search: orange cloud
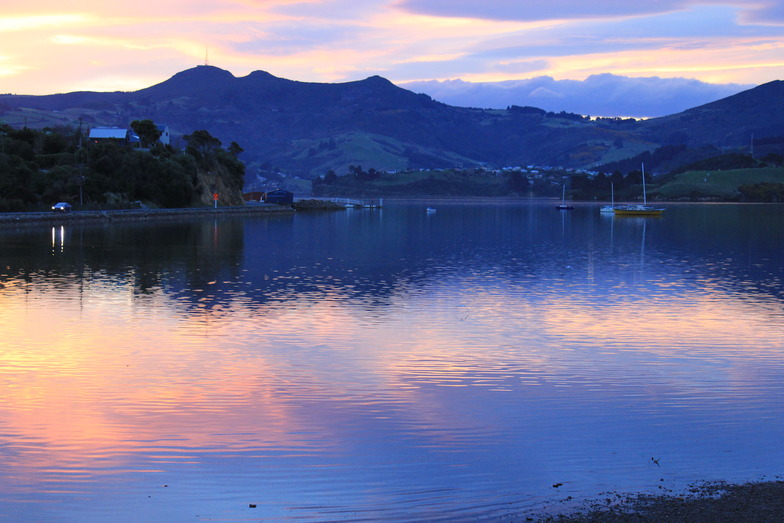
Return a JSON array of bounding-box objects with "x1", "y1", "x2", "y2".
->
[{"x1": 1, "y1": 1, "x2": 779, "y2": 94}]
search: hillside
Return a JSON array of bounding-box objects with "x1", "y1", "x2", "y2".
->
[
  {"x1": 1, "y1": 67, "x2": 782, "y2": 183},
  {"x1": 640, "y1": 80, "x2": 784, "y2": 147},
  {"x1": 652, "y1": 167, "x2": 784, "y2": 201}
]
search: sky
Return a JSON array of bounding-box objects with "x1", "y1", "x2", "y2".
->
[{"x1": 1, "y1": 0, "x2": 783, "y2": 116}]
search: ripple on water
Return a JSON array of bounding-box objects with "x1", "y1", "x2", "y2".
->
[{"x1": 1, "y1": 204, "x2": 784, "y2": 520}]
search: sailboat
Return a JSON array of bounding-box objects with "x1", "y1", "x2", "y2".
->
[
  {"x1": 555, "y1": 184, "x2": 574, "y2": 210},
  {"x1": 600, "y1": 182, "x2": 615, "y2": 213},
  {"x1": 614, "y1": 164, "x2": 665, "y2": 216}
]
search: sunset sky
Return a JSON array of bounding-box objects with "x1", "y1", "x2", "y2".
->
[{"x1": 1, "y1": 1, "x2": 783, "y2": 104}]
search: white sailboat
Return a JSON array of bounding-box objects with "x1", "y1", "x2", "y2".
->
[
  {"x1": 555, "y1": 184, "x2": 574, "y2": 210},
  {"x1": 600, "y1": 182, "x2": 615, "y2": 213},
  {"x1": 614, "y1": 164, "x2": 665, "y2": 216}
]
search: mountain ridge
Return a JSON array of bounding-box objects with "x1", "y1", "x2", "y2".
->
[{"x1": 1, "y1": 66, "x2": 781, "y2": 180}]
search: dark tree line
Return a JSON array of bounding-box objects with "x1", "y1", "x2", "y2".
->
[
  {"x1": 738, "y1": 183, "x2": 784, "y2": 202},
  {"x1": 312, "y1": 165, "x2": 563, "y2": 197}
]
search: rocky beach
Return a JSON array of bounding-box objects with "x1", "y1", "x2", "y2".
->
[{"x1": 530, "y1": 480, "x2": 784, "y2": 522}]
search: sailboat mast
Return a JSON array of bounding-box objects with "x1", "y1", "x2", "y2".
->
[{"x1": 641, "y1": 163, "x2": 647, "y2": 205}]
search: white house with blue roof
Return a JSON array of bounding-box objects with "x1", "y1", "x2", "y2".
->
[
  {"x1": 88, "y1": 127, "x2": 135, "y2": 143},
  {"x1": 88, "y1": 125, "x2": 170, "y2": 146}
]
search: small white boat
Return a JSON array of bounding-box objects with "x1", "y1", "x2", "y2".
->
[{"x1": 426, "y1": 207, "x2": 437, "y2": 213}]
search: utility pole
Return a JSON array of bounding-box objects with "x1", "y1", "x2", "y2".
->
[{"x1": 78, "y1": 118, "x2": 84, "y2": 206}]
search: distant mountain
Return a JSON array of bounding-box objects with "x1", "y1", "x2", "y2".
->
[
  {"x1": 401, "y1": 74, "x2": 752, "y2": 117},
  {"x1": 1, "y1": 66, "x2": 782, "y2": 182}
]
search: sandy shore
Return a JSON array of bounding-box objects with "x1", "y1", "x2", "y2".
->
[{"x1": 528, "y1": 480, "x2": 784, "y2": 522}]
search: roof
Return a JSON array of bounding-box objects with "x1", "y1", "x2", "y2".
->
[{"x1": 89, "y1": 127, "x2": 128, "y2": 140}]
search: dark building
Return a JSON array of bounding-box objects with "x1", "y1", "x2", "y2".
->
[{"x1": 263, "y1": 189, "x2": 294, "y2": 205}]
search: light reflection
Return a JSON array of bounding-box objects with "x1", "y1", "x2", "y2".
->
[
  {"x1": 1, "y1": 267, "x2": 782, "y2": 468},
  {"x1": 51, "y1": 225, "x2": 65, "y2": 254},
  {"x1": 0, "y1": 291, "x2": 310, "y2": 472}
]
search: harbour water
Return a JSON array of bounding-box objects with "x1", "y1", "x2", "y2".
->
[{"x1": 1, "y1": 200, "x2": 783, "y2": 520}]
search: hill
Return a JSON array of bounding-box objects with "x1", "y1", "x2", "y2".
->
[
  {"x1": 1, "y1": 67, "x2": 782, "y2": 185},
  {"x1": 640, "y1": 80, "x2": 784, "y2": 147}
]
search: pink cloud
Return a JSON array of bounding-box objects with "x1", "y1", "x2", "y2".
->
[
  {"x1": 394, "y1": 0, "x2": 784, "y2": 25},
  {"x1": 740, "y1": 2, "x2": 784, "y2": 25},
  {"x1": 394, "y1": 0, "x2": 689, "y2": 21}
]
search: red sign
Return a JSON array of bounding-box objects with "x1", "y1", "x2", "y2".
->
[{"x1": 213, "y1": 193, "x2": 219, "y2": 200}]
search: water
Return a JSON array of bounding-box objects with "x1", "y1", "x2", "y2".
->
[{"x1": 1, "y1": 200, "x2": 783, "y2": 521}]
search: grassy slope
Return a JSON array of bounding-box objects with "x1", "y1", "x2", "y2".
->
[
  {"x1": 652, "y1": 167, "x2": 784, "y2": 199},
  {"x1": 313, "y1": 168, "x2": 512, "y2": 197},
  {"x1": 291, "y1": 132, "x2": 482, "y2": 178}
]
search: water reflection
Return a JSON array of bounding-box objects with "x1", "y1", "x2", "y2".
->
[
  {"x1": 1, "y1": 202, "x2": 783, "y2": 520},
  {"x1": 51, "y1": 225, "x2": 66, "y2": 254}
]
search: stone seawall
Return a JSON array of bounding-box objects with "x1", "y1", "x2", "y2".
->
[{"x1": 0, "y1": 204, "x2": 295, "y2": 227}]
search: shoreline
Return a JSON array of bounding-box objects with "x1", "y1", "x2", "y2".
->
[
  {"x1": 526, "y1": 479, "x2": 784, "y2": 522},
  {"x1": 0, "y1": 203, "x2": 295, "y2": 228}
]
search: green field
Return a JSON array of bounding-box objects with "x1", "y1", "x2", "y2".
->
[{"x1": 653, "y1": 167, "x2": 784, "y2": 199}]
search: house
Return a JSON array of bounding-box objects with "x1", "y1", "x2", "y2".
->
[
  {"x1": 89, "y1": 127, "x2": 136, "y2": 144},
  {"x1": 243, "y1": 192, "x2": 264, "y2": 202},
  {"x1": 157, "y1": 125, "x2": 170, "y2": 145},
  {"x1": 88, "y1": 124, "x2": 171, "y2": 146},
  {"x1": 263, "y1": 189, "x2": 294, "y2": 205}
]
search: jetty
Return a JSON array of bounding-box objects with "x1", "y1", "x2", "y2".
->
[{"x1": 329, "y1": 198, "x2": 383, "y2": 208}]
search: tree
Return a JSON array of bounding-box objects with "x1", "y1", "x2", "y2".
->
[
  {"x1": 184, "y1": 130, "x2": 222, "y2": 160},
  {"x1": 228, "y1": 141, "x2": 244, "y2": 157},
  {"x1": 130, "y1": 119, "x2": 162, "y2": 148},
  {"x1": 505, "y1": 171, "x2": 529, "y2": 193}
]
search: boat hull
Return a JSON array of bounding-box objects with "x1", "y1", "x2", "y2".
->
[{"x1": 613, "y1": 206, "x2": 664, "y2": 216}]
